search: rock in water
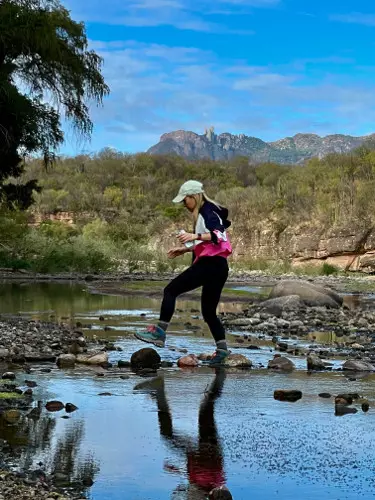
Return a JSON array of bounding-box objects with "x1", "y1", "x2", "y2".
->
[
  {"x1": 177, "y1": 354, "x2": 199, "y2": 368},
  {"x1": 268, "y1": 356, "x2": 295, "y2": 371},
  {"x1": 269, "y1": 280, "x2": 342, "y2": 308},
  {"x1": 76, "y1": 351, "x2": 109, "y2": 366},
  {"x1": 342, "y1": 360, "x2": 375, "y2": 372},
  {"x1": 45, "y1": 401, "x2": 65, "y2": 412},
  {"x1": 130, "y1": 348, "x2": 161, "y2": 372},
  {"x1": 209, "y1": 486, "x2": 233, "y2": 499},
  {"x1": 65, "y1": 403, "x2": 78, "y2": 413},
  {"x1": 57, "y1": 354, "x2": 76, "y2": 368},
  {"x1": 3, "y1": 409, "x2": 21, "y2": 424},
  {"x1": 362, "y1": 401, "x2": 370, "y2": 412},
  {"x1": 224, "y1": 354, "x2": 252, "y2": 368},
  {"x1": 274, "y1": 390, "x2": 302, "y2": 402},
  {"x1": 260, "y1": 295, "x2": 302, "y2": 317},
  {"x1": 307, "y1": 354, "x2": 327, "y2": 371},
  {"x1": 2, "y1": 372, "x2": 15, "y2": 380}
]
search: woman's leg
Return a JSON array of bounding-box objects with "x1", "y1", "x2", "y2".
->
[
  {"x1": 159, "y1": 262, "x2": 205, "y2": 327},
  {"x1": 201, "y1": 258, "x2": 229, "y2": 360},
  {"x1": 135, "y1": 262, "x2": 204, "y2": 346}
]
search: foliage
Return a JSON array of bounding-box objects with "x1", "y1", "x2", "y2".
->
[
  {"x1": 2, "y1": 144, "x2": 375, "y2": 273},
  {"x1": 0, "y1": 0, "x2": 109, "y2": 208}
]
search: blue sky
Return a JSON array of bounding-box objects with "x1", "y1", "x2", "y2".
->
[{"x1": 61, "y1": 0, "x2": 375, "y2": 155}]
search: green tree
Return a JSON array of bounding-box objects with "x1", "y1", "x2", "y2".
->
[{"x1": 0, "y1": 0, "x2": 109, "y2": 208}]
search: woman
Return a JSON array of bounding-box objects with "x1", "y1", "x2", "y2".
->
[{"x1": 135, "y1": 180, "x2": 232, "y2": 366}]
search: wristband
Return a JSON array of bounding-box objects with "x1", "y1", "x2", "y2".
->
[{"x1": 197, "y1": 233, "x2": 202, "y2": 240}]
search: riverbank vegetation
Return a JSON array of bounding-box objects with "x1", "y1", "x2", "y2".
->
[{"x1": 1, "y1": 144, "x2": 375, "y2": 273}]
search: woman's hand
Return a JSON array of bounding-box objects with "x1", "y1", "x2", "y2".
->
[
  {"x1": 177, "y1": 232, "x2": 196, "y2": 244},
  {"x1": 167, "y1": 247, "x2": 188, "y2": 259}
]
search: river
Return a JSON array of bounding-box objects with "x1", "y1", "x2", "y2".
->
[{"x1": 0, "y1": 281, "x2": 374, "y2": 500}]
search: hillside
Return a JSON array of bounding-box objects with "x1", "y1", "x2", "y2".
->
[{"x1": 148, "y1": 127, "x2": 375, "y2": 164}]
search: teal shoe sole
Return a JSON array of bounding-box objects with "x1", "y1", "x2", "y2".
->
[{"x1": 134, "y1": 332, "x2": 165, "y2": 348}]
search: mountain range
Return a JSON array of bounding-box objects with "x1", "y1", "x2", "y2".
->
[{"x1": 147, "y1": 127, "x2": 375, "y2": 164}]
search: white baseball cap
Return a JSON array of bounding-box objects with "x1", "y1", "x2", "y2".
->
[{"x1": 172, "y1": 180, "x2": 204, "y2": 203}]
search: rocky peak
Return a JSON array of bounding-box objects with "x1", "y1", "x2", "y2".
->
[{"x1": 148, "y1": 128, "x2": 375, "y2": 164}]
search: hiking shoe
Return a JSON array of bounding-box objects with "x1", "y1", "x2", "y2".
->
[
  {"x1": 208, "y1": 349, "x2": 230, "y2": 367},
  {"x1": 134, "y1": 325, "x2": 166, "y2": 348}
]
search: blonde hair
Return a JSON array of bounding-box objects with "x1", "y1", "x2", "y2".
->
[{"x1": 191, "y1": 191, "x2": 221, "y2": 227}]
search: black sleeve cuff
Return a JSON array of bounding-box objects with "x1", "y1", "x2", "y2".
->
[{"x1": 210, "y1": 231, "x2": 218, "y2": 244}]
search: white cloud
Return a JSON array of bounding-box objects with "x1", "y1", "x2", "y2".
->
[
  {"x1": 76, "y1": 38, "x2": 375, "y2": 153},
  {"x1": 331, "y1": 12, "x2": 375, "y2": 26},
  {"x1": 65, "y1": 0, "x2": 257, "y2": 33}
]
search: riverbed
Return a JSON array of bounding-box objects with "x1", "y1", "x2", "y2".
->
[{"x1": 0, "y1": 281, "x2": 374, "y2": 500}]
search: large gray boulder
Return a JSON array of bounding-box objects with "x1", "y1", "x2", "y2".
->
[
  {"x1": 342, "y1": 360, "x2": 375, "y2": 372},
  {"x1": 269, "y1": 280, "x2": 342, "y2": 308},
  {"x1": 260, "y1": 295, "x2": 303, "y2": 317}
]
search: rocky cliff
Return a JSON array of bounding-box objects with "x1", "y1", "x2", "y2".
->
[
  {"x1": 232, "y1": 222, "x2": 375, "y2": 273},
  {"x1": 148, "y1": 127, "x2": 375, "y2": 164}
]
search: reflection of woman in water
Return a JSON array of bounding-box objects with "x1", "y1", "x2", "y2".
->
[{"x1": 134, "y1": 369, "x2": 232, "y2": 499}]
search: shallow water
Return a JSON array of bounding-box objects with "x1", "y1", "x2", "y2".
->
[{"x1": 0, "y1": 281, "x2": 375, "y2": 500}]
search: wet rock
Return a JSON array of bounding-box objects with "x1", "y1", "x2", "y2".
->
[
  {"x1": 307, "y1": 354, "x2": 328, "y2": 371},
  {"x1": 335, "y1": 405, "x2": 358, "y2": 416},
  {"x1": 260, "y1": 295, "x2": 302, "y2": 317},
  {"x1": 2, "y1": 372, "x2": 15, "y2": 380},
  {"x1": 57, "y1": 354, "x2": 76, "y2": 368},
  {"x1": 45, "y1": 401, "x2": 65, "y2": 412},
  {"x1": 342, "y1": 360, "x2": 375, "y2": 371},
  {"x1": 160, "y1": 360, "x2": 174, "y2": 368},
  {"x1": 335, "y1": 395, "x2": 352, "y2": 405},
  {"x1": 198, "y1": 353, "x2": 212, "y2": 361},
  {"x1": 362, "y1": 401, "x2": 370, "y2": 412},
  {"x1": 224, "y1": 354, "x2": 252, "y2": 368},
  {"x1": 99, "y1": 316, "x2": 105, "y2": 321},
  {"x1": 118, "y1": 360, "x2": 131, "y2": 368},
  {"x1": 177, "y1": 354, "x2": 199, "y2": 368},
  {"x1": 209, "y1": 486, "x2": 233, "y2": 500},
  {"x1": 274, "y1": 390, "x2": 302, "y2": 402},
  {"x1": 269, "y1": 280, "x2": 342, "y2": 308},
  {"x1": 3, "y1": 409, "x2": 21, "y2": 424},
  {"x1": 319, "y1": 393, "x2": 332, "y2": 398},
  {"x1": 82, "y1": 477, "x2": 94, "y2": 487},
  {"x1": 65, "y1": 403, "x2": 78, "y2": 413},
  {"x1": 130, "y1": 348, "x2": 161, "y2": 372},
  {"x1": 24, "y1": 388, "x2": 33, "y2": 396},
  {"x1": 76, "y1": 351, "x2": 109, "y2": 366},
  {"x1": 98, "y1": 392, "x2": 112, "y2": 396},
  {"x1": 268, "y1": 356, "x2": 295, "y2": 371}
]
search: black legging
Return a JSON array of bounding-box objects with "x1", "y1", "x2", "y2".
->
[{"x1": 160, "y1": 256, "x2": 229, "y2": 342}]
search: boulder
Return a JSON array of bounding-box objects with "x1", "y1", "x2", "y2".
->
[
  {"x1": 307, "y1": 353, "x2": 328, "y2": 371},
  {"x1": 57, "y1": 354, "x2": 76, "y2": 368},
  {"x1": 224, "y1": 354, "x2": 252, "y2": 368},
  {"x1": 45, "y1": 401, "x2": 65, "y2": 412},
  {"x1": 268, "y1": 356, "x2": 295, "y2": 371},
  {"x1": 130, "y1": 348, "x2": 161, "y2": 372},
  {"x1": 76, "y1": 351, "x2": 109, "y2": 366},
  {"x1": 342, "y1": 360, "x2": 375, "y2": 372},
  {"x1": 260, "y1": 295, "x2": 303, "y2": 317},
  {"x1": 269, "y1": 280, "x2": 342, "y2": 308},
  {"x1": 274, "y1": 390, "x2": 302, "y2": 402},
  {"x1": 177, "y1": 354, "x2": 199, "y2": 368},
  {"x1": 2, "y1": 372, "x2": 15, "y2": 380}
]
